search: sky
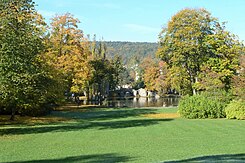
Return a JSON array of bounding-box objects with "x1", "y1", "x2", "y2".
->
[{"x1": 35, "y1": 0, "x2": 245, "y2": 43}]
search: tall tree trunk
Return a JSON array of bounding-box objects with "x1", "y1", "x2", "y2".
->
[
  {"x1": 10, "y1": 107, "x2": 16, "y2": 121},
  {"x1": 192, "y1": 76, "x2": 198, "y2": 95},
  {"x1": 98, "y1": 83, "x2": 102, "y2": 105},
  {"x1": 86, "y1": 86, "x2": 90, "y2": 101},
  {"x1": 192, "y1": 88, "x2": 197, "y2": 95}
]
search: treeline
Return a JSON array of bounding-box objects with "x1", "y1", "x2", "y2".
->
[{"x1": 0, "y1": 1, "x2": 124, "y2": 119}]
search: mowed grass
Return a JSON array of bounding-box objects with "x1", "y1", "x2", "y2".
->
[{"x1": 0, "y1": 106, "x2": 245, "y2": 163}]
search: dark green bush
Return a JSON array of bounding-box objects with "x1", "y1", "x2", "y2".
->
[
  {"x1": 178, "y1": 94, "x2": 226, "y2": 119},
  {"x1": 225, "y1": 100, "x2": 245, "y2": 120}
]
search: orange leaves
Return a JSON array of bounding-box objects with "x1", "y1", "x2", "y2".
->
[{"x1": 140, "y1": 57, "x2": 169, "y2": 93}]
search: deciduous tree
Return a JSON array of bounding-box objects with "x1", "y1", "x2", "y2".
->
[
  {"x1": 157, "y1": 8, "x2": 243, "y2": 95},
  {"x1": 45, "y1": 13, "x2": 91, "y2": 95},
  {"x1": 232, "y1": 55, "x2": 245, "y2": 100},
  {"x1": 0, "y1": 0, "x2": 54, "y2": 119}
]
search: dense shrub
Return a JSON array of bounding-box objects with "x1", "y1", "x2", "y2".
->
[
  {"x1": 225, "y1": 100, "x2": 245, "y2": 120},
  {"x1": 0, "y1": 103, "x2": 53, "y2": 117},
  {"x1": 201, "y1": 90, "x2": 234, "y2": 104},
  {"x1": 178, "y1": 94, "x2": 227, "y2": 119},
  {"x1": 18, "y1": 104, "x2": 52, "y2": 117}
]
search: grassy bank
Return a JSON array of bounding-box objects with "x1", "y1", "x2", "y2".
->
[{"x1": 0, "y1": 106, "x2": 244, "y2": 163}]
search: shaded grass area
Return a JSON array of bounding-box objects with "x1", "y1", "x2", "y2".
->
[
  {"x1": 0, "y1": 115, "x2": 72, "y2": 126},
  {"x1": 0, "y1": 106, "x2": 160, "y2": 125},
  {"x1": 4, "y1": 153, "x2": 134, "y2": 163},
  {"x1": 0, "y1": 106, "x2": 245, "y2": 163},
  {"x1": 0, "y1": 118, "x2": 172, "y2": 136},
  {"x1": 164, "y1": 153, "x2": 245, "y2": 163},
  {"x1": 0, "y1": 107, "x2": 170, "y2": 136}
]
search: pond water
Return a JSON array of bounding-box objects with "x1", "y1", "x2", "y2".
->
[{"x1": 82, "y1": 97, "x2": 180, "y2": 108}]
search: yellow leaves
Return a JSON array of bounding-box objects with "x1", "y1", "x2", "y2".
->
[
  {"x1": 51, "y1": 13, "x2": 80, "y2": 32},
  {"x1": 42, "y1": 14, "x2": 92, "y2": 93},
  {"x1": 70, "y1": 85, "x2": 79, "y2": 93}
]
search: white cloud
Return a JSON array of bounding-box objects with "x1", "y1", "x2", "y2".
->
[{"x1": 124, "y1": 24, "x2": 159, "y2": 34}]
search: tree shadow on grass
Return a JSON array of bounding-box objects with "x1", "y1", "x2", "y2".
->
[
  {"x1": 6, "y1": 153, "x2": 133, "y2": 163},
  {"x1": 51, "y1": 108, "x2": 159, "y2": 121},
  {"x1": 163, "y1": 153, "x2": 245, "y2": 163},
  {"x1": 0, "y1": 108, "x2": 159, "y2": 126},
  {"x1": 0, "y1": 118, "x2": 173, "y2": 136}
]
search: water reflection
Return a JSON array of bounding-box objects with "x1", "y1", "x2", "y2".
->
[{"x1": 105, "y1": 97, "x2": 180, "y2": 108}]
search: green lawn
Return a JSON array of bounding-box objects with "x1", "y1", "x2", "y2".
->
[{"x1": 0, "y1": 107, "x2": 245, "y2": 163}]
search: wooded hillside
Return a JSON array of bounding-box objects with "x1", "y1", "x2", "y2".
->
[{"x1": 104, "y1": 41, "x2": 158, "y2": 64}]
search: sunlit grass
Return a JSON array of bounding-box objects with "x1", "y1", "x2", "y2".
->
[
  {"x1": 143, "y1": 113, "x2": 180, "y2": 119},
  {"x1": 0, "y1": 106, "x2": 244, "y2": 163}
]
